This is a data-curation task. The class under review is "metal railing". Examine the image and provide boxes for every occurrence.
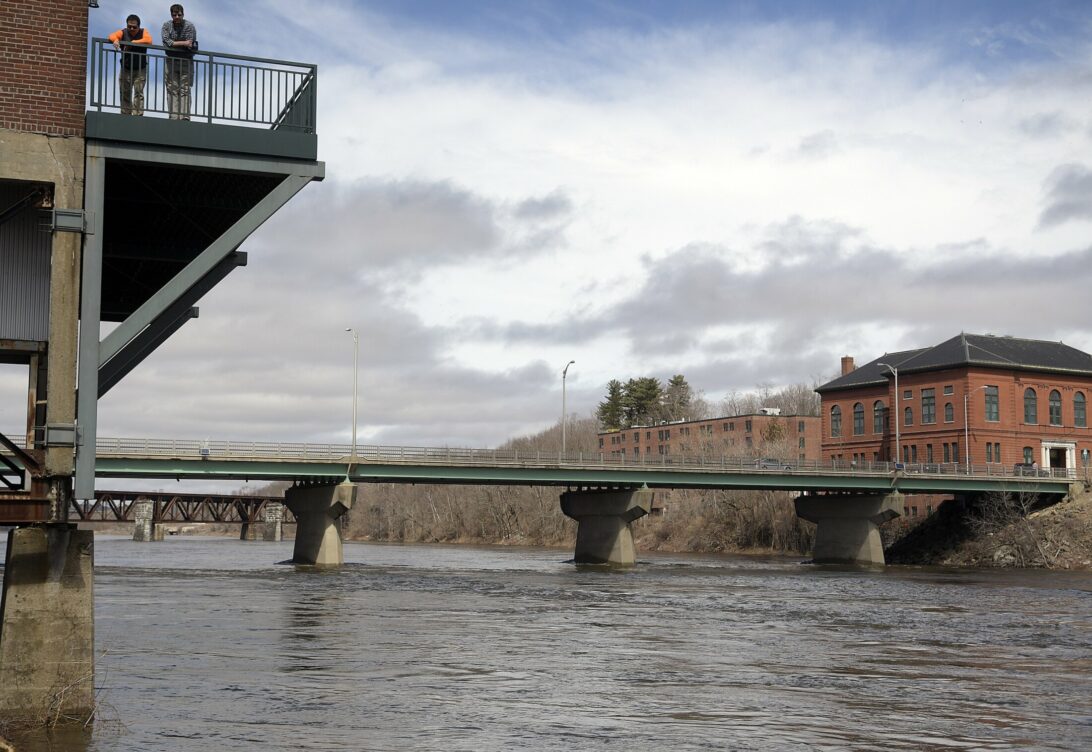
[85,436,1083,481]
[88,38,317,132]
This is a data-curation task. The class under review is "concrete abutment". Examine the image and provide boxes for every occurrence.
[560,488,654,565]
[795,493,902,565]
[0,526,95,723]
[283,483,355,566]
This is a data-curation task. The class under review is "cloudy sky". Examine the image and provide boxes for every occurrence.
[4,0,1092,453]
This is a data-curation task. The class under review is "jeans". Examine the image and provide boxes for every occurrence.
[165,58,193,120]
[119,67,147,116]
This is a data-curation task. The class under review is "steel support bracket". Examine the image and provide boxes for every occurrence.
[45,423,77,447]
[47,208,91,233]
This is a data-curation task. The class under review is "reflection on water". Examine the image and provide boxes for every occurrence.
[1,535,1090,751]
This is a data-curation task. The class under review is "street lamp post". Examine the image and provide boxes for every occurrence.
[561,360,575,457]
[877,363,900,464]
[345,328,359,463]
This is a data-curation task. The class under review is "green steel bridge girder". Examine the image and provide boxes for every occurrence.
[90,457,1073,497]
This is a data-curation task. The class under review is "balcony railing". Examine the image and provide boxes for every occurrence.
[88,38,316,132]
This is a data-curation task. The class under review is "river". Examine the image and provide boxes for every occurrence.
[2,535,1091,751]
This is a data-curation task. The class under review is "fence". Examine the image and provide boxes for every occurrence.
[88,38,317,132]
[89,436,1083,481]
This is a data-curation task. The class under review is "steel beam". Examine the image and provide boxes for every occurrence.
[86,141,326,180]
[74,154,106,500]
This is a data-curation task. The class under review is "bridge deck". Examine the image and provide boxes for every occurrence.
[82,437,1079,496]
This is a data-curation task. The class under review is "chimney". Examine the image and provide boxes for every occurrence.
[840,356,855,376]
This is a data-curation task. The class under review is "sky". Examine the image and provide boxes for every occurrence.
[4,0,1092,456]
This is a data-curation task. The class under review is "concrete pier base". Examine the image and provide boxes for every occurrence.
[240,502,285,542]
[560,488,654,565]
[283,483,355,566]
[795,493,902,565]
[131,499,163,541]
[0,526,95,723]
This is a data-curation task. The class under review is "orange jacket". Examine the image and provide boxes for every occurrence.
[108,27,153,45]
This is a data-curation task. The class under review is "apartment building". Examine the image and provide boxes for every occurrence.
[598,410,821,461]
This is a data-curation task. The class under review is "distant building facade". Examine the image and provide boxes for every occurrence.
[817,333,1092,474]
[597,409,821,461]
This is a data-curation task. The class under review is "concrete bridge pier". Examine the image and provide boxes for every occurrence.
[283,482,355,566]
[560,487,654,566]
[0,525,95,723]
[240,501,285,542]
[131,498,163,541]
[795,493,902,565]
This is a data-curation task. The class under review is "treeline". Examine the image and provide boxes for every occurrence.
[597,376,821,431]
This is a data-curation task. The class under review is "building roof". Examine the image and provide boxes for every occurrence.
[817,333,1092,393]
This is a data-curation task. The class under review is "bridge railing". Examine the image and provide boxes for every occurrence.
[88,436,1083,481]
[88,38,317,131]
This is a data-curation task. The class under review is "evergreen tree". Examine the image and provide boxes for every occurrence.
[596,379,625,430]
[622,377,663,426]
[660,374,693,422]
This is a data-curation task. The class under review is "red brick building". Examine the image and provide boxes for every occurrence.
[817,334,1092,475]
[598,410,821,462]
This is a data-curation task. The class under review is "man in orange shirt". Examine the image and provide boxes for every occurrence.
[108,15,153,115]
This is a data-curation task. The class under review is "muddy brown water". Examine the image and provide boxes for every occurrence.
[2,535,1091,750]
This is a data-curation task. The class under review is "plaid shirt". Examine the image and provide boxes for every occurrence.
[161,19,197,56]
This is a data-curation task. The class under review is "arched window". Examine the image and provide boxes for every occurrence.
[1024,388,1037,424]
[830,405,842,437]
[873,401,885,433]
[1023,446,1034,463]
[853,403,864,435]
[1075,392,1086,428]
[904,406,913,426]
[1049,390,1062,425]
[944,402,954,422]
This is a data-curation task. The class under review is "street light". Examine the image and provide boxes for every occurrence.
[345,328,359,464]
[561,360,575,456]
[877,363,900,464]
[964,385,990,470]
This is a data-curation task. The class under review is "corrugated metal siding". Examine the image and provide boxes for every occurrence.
[0,183,51,341]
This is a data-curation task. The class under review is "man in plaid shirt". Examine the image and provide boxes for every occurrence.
[161,4,198,120]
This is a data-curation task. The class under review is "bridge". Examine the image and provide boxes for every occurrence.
[6,434,1077,567]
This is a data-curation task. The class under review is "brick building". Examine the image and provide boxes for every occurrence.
[598,410,821,461]
[817,333,1092,474]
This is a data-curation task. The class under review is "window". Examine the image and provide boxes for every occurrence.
[853,403,864,435]
[1023,446,1033,463]
[1077,393,1087,428]
[926,444,934,462]
[904,406,913,426]
[723,423,729,432]
[745,420,752,432]
[830,406,842,437]
[799,437,805,448]
[745,436,753,447]
[944,402,954,422]
[985,386,999,422]
[944,385,954,395]
[598,438,604,448]
[995,442,1001,462]
[903,389,912,400]
[729,422,735,431]
[1050,390,1062,426]
[1024,388,1037,424]
[873,401,885,433]
[952,441,958,463]
[943,443,950,463]
[646,431,651,440]
[798,421,805,432]
[986,442,1001,463]
[986,443,993,462]
[633,432,639,442]
[658,445,665,455]
[910,445,918,462]
[921,388,935,424]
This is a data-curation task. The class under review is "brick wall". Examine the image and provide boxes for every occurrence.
[0,1,87,136]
